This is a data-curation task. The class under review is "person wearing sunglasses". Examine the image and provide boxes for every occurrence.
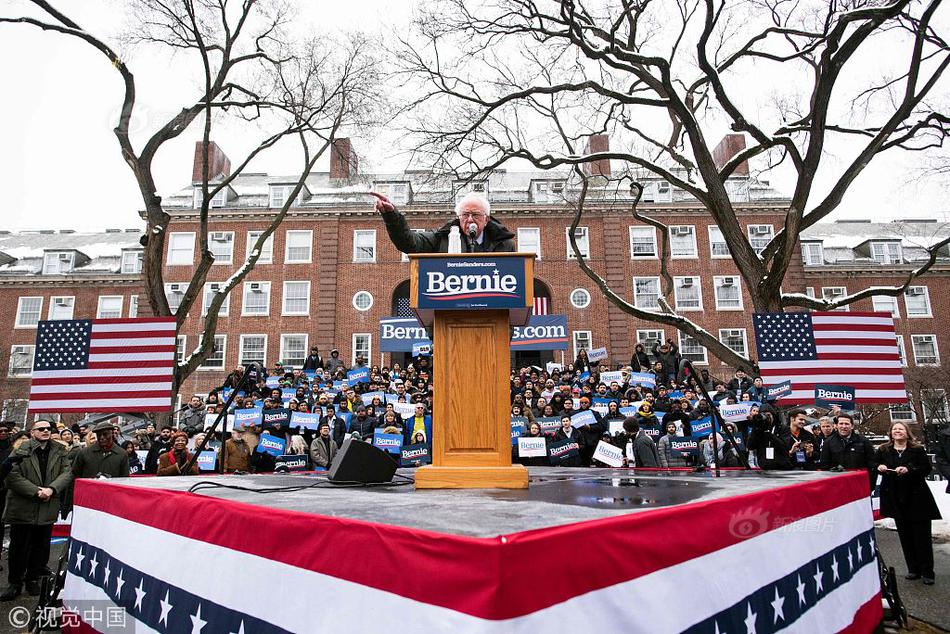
[1,421,73,600]
[372,190,516,253]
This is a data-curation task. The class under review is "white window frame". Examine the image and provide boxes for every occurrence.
[673,276,703,311]
[8,345,35,378]
[669,225,697,259]
[870,241,902,265]
[202,282,230,317]
[120,250,143,274]
[570,288,591,309]
[572,331,592,359]
[42,252,74,275]
[517,228,541,258]
[246,231,274,264]
[198,334,227,370]
[241,282,271,316]
[284,230,313,264]
[239,334,268,367]
[280,334,308,368]
[209,231,235,265]
[911,334,940,366]
[566,226,590,259]
[678,332,708,365]
[746,224,774,256]
[352,333,372,365]
[167,232,196,266]
[282,281,311,316]
[707,226,730,259]
[801,242,824,266]
[628,226,657,258]
[718,328,748,358]
[15,297,43,328]
[922,389,949,422]
[176,335,186,364]
[128,295,138,318]
[897,335,908,367]
[905,286,932,318]
[633,277,660,310]
[353,230,377,263]
[47,296,75,321]
[871,295,900,318]
[713,276,743,311]
[822,287,849,311]
[890,394,915,424]
[805,287,816,298]
[352,291,374,312]
[637,329,665,350]
[165,283,186,313]
[1,399,29,426]
[96,295,124,319]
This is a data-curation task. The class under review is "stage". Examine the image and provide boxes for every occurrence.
[61,468,882,633]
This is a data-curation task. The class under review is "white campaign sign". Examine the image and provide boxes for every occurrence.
[517,437,547,458]
[593,440,624,467]
[719,402,754,422]
[587,347,609,363]
[546,362,564,374]
[393,402,417,418]
[599,370,624,385]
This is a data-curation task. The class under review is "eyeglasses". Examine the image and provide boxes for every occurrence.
[458,212,486,220]
[32,426,51,432]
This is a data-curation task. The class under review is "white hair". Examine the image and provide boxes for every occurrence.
[454,192,491,217]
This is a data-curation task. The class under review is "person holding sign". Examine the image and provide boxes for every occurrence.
[657,423,688,468]
[553,416,583,467]
[156,433,200,476]
[575,398,607,466]
[514,422,549,467]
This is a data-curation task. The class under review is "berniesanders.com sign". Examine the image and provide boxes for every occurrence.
[380,315,568,351]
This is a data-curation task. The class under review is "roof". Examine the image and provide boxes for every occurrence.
[800,220,950,266]
[0,230,143,277]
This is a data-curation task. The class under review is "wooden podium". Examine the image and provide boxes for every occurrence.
[409,253,534,489]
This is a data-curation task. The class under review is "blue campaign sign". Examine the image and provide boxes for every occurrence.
[281,388,297,402]
[620,406,639,418]
[668,390,685,400]
[303,370,317,380]
[262,408,291,431]
[197,451,217,471]
[510,315,569,351]
[510,416,528,445]
[548,438,581,465]
[641,425,661,440]
[360,391,386,406]
[265,377,281,388]
[255,433,287,456]
[233,407,262,428]
[815,384,856,409]
[290,411,321,430]
[373,431,403,454]
[570,410,597,429]
[593,397,615,407]
[690,416,714,437]
[400,443,431,467]
[380,316,432,353]
[766,380,792,400]
[332,380,345,391]
[412,342,432,357]
[536,416,562,435]
[628,372,657,388]
[669,437,699,456]
[416,255,527,310]
[347,368,370,386]
[276,454,310,471]
[222,388,233,401]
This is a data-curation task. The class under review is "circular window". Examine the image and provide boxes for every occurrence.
[352,291,374,311]
[570,288,591,309]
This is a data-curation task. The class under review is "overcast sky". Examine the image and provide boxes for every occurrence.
[2,0,948,232]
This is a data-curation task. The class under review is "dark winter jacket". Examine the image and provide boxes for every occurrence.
[3,439,73,525]
[303,353,324,371]
[72,443,130,479]
[651,343,680,379]
[819,432,875,485]
[552,427,583,467]
[382,211,516,253]
[612,430,661,468]
[935,427,950,488]
[872,445,942,521]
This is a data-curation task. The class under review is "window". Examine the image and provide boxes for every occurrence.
[165,283,186,313]
[871,295,899,318]
[353,230,377,263]
[897,335,907,366]
[714,276,743,310]
[176,336,187,364]
[96,296,123,319]
[905,286,931,317]
[572,331,592,359]
[566,227,590,259]
[871,241,902,264]
[352,333,372,365]
[167,233,196,266]
[912,335,939,365]
[570,288,591,309]
[373,182,410,205]
[633,277,660,310]
[209,231,234,265]
[280,334,308,368]
[637,330,665,350]
[822,287,848,311]
[242,282,271,316]
[801,242,824,266]
[678,333,707,364]
[193,187,228,208]
[270,185,293,208]
[42,252,74,275]
[629,226,657,258]
[352,291,374,311]
[1,400,28,426]
[283,281,310,316]
[128,295,138,318]
[48,297,75,320]
[533,180,566,202]
[674,276,702,311]
[922,389,949,422]
[719,329,748,357]
[121,250,143,274]
[199,335,226,370]
[518,228,541,257]
[284,230,312,263]
[669,225,697,258]
[805,287,816,298]
[15,297,43,328]
[747,224,774,256]
[246,231,274,264]
[890,394,915,423]
[8,345,34,377]
[707,226,730,258]
[239,335,267,366]
[202,283,230,316]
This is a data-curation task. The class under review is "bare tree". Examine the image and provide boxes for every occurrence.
[396,0,950,372]
[1,1,382,408]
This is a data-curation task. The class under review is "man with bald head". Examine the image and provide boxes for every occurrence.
[372,190,516,253]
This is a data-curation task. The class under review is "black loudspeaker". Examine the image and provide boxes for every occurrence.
[328,436,397,484]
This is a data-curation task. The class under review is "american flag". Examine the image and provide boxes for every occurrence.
[533,297,549,315]
[28,318,177,413]
[753,311,906,404]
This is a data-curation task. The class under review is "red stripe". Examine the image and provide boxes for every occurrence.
[509,338,568,346]
[88,345,176,354]
[835,591,883,633]
[91,317,176,325]
[814,311,891,318]
[29,405,171,413]
[28,390,171,401]
[61,613,101,634]
[776,397,906,404]
[767,382,907,391]
[816,353,900,362]
[31,374,171,386]
[761,367,902,376]
[90,330,176,340]
[87,360,175,369]
[812,323,895,332]
[814,338,898,347]
[73,471,872,619]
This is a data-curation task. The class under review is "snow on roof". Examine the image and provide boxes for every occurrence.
[0,230,142,276]
[801,220,950,250]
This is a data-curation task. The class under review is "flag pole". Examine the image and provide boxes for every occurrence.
[681,360,749,474]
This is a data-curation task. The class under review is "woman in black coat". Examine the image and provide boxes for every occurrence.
[513,422,550,467]
[872,422,942,585]
[553,416,583,467]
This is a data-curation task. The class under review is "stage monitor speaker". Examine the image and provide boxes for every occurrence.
[328,437,397,484]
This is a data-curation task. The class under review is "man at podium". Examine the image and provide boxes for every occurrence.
[372,191,516,253]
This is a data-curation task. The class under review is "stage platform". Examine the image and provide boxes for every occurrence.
[62,468,883,633]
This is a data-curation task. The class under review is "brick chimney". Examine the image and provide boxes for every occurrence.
[191,141,231,183]
[582,134,611,177]
[329,137,359,180]
[712,133,748,176]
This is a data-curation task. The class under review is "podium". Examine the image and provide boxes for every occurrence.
[408,253,534,489]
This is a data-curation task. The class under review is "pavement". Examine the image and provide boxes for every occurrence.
[875,526,950,631]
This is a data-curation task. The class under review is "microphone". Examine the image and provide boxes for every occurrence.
[468,222,477,253]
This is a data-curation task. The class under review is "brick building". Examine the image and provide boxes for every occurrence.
[2,136,949,436]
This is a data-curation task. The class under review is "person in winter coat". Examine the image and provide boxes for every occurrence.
[156,432,200,476]
[651,339,680,383]
[514,422,550,467]
[1,422,73,600]
[657,422,688,468]
[220,427,252,473]
[553,416,583,467]
[325,349,345,375]
[776,409,817,470]
[123,441,144,475]
[374,191,517,253]
[349,405,377,441]
[144,427,173,474]
[574,397,607,466]
[309,423,339,469]
[661,401,693,438]
[71,421,130,479]
[819,413,875,485]
[935,425,950,493]
[631,343,652,372]
[303,346,324,371]
[872,422,942,585]
[726,370,753,398]
[612,417,660,467]
[178,396,206,434]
